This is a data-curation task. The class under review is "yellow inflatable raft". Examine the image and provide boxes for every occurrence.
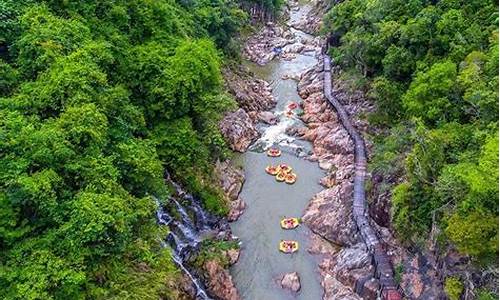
[278,164,292,174]
[285,173,297,184]
[280,218,300,229]
[279,240,299,253]
[265,165,280,175]
[275,172,286,182]
[267,148,281,157]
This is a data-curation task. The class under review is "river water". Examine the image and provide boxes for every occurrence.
[230,2,325,299]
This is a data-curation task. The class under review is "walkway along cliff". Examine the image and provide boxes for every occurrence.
[322,54,402,300]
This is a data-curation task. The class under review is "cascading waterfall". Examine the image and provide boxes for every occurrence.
[154,176,218,300]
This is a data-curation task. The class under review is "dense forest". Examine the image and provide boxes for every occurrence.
[1,0,498,298]
[323,0,498,286]
[0,0,281,298]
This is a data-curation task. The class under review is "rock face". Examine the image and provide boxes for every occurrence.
[298,58,449,299]
[298,58,377,299]
[224,67,276,116]
[216,160,244,201]
[220,108,260,152]
[215,160,246,222]
[225,249,240,265]
[280,272,301,293]
[318,244,379,300]
[174,274,198,300]
[299,62,368,250]
[303,186,359,246]
[203,260,240,300]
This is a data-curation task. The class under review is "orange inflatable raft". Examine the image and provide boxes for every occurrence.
[285,173,297,184]
[267,148,281,157]
[265,165,280,175]
[278,164,292,174]
[275,172,286,182]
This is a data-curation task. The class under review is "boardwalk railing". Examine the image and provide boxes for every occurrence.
[322,54,402,300]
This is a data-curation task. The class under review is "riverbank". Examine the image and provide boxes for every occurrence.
[225,0,393,298]
[211,0,498,299]
[222,1,329,299]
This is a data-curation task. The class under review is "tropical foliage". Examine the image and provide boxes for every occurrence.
[323,0,498,265]
[0,0,247,298]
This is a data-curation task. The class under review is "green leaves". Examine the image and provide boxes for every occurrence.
[445,210,498,262]
[403,61,458,125]
[0,0,242,298]
[15,5,91,79]
[329,0,499,266]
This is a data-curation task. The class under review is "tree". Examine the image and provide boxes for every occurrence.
[402,61,458,125]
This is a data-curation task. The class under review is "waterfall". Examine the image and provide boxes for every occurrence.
[155,177,216,300]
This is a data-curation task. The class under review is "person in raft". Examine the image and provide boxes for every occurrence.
[281,240,295,251]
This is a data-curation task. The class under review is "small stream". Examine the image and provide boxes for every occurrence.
[230,2,325,299]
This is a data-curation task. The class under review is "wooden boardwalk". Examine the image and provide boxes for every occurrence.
[322,55,402,300]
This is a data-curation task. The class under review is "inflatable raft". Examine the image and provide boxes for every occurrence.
[267,148,281,157]
[279,240,299,253]
[280,218,299,229]
[275,172,286,182]
[288,102,298,110]
[278,164,292,174]
[285,110,294,118]
[285,173,297,184]
[265,165,279,175]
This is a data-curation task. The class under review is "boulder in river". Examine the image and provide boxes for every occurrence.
[280,272,301,293]
[220,108,260,152]
[258,111,278,125]
[302,185,359,246]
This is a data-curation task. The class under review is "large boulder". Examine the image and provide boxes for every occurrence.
[215,160,244,201]
[280,272,301,293]
[203,260,240,300]
[302,185,359,246]
[258,111,278,125]
[227,198,246,222]
[224,68,276,114]
[215,160,246,222]
[220,109,259,152]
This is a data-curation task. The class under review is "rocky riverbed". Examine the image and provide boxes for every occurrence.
[224,0,443,299]
[214,0,496,299]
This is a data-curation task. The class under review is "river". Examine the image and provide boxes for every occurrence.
[230,2,325,299]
